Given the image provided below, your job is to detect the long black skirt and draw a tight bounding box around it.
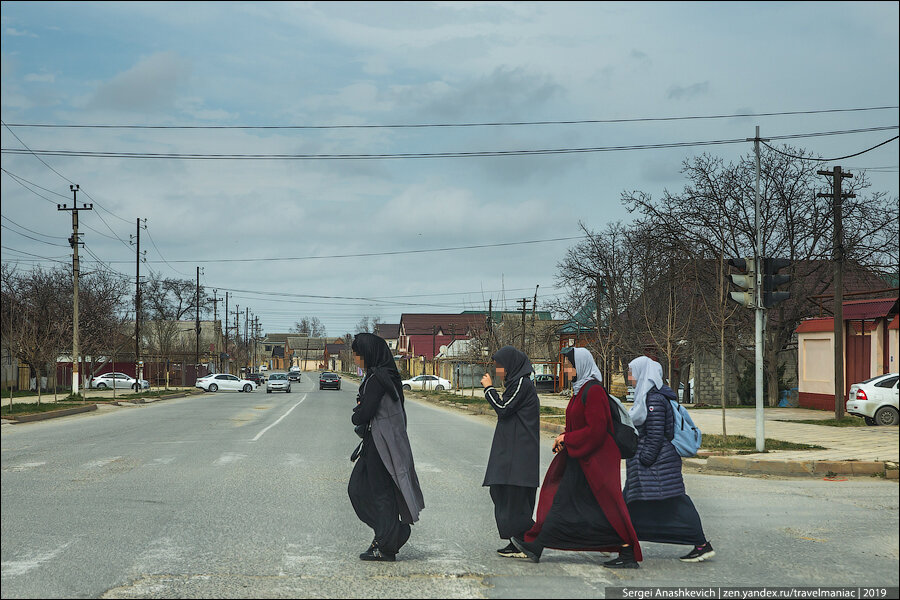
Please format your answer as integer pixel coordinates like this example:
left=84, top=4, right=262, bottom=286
left=348, top=438, right=411, bottom=555
left=627, top=494, right=706, bottom=546
left=536, top=459, right=623, bottom=550
left=489, top=484, right=536, bottom=540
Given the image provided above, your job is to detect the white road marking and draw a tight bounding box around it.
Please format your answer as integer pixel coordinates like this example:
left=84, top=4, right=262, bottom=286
left=4, top=461, right=46, bottom=472
left=1, top=540, right=72, bottom=577
left=83, top=456, right=122, bottom=469
left=214, top=452, right=247, bottom=465
left=152, top=456, right=177, bottom=465
left=250, top=394, right=307, bottom=442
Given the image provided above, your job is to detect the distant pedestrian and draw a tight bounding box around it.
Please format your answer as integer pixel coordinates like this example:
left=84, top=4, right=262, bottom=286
left=348, top=333, right=425, bottom=562
left=480, top=346, right=540, bottom=558
left=511, top=347, right=642, bottom=568
left=619, top=355, right=715, bottom=563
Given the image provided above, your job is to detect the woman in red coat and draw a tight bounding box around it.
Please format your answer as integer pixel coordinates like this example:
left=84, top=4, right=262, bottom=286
left=511, top=347, right=642, bottom=568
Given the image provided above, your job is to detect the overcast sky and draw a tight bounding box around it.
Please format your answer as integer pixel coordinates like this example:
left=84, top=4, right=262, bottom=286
left=2, top=1, right=898, bottom=336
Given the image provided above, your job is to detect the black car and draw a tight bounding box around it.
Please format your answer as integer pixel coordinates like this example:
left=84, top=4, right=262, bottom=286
left=319, top=372, right=341, bottom=390
left=534, top=374, right=558, bottom=392
left=246, top=372, right=266, bottom=386
left=287, top=371, right=302, bottom=382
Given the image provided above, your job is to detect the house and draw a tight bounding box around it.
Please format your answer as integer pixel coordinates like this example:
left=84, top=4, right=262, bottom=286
left=285, top=336, right=329, bottom=371
left=258, top=333, right=291, bottom=371
left=796, top=297, right=899, bottom=410
left=325, top=342, right=347, bottom=372
left=397, top=313, right=486, bottom=377
left=373, top=323, right=400, bottom=353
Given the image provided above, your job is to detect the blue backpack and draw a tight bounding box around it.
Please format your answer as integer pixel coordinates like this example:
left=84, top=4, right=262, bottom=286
left=667, top=398, right=702, bottom=457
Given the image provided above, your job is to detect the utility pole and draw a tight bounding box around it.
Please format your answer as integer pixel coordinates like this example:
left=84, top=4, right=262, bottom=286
left=223, top=292, right=229, bottom=373
left=517, top=298, right=531, bottom=349
left=232, top=305, right=240, bottom=375
left=432, top=325, right=437, bottom=381
left=245, top=307, right=250, bottom=372
left=253, top=316, right=260, bottom=372
left=532, top=284, right=539, bottom=357
left=207, top=289, right=223, bottom=372
left=748, top=125, right=769, bottom=453
left=195, top=267, right=201, bottom=384
left=818, top=166, right=855, bottom=419
left=131, top=218, right=146, bottom=382
left=57, top=186, right=92, bottom=395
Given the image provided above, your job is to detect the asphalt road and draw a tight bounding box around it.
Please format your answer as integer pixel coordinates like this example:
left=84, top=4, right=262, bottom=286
left=2, top=374, right=898, bottom=598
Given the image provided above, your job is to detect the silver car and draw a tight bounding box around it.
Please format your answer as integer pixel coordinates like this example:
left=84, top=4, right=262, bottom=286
left=266, top=372, right=291, bottom=394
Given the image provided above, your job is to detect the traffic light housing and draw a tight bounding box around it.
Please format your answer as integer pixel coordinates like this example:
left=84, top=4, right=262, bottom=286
left=727, top=257, right=756, bottom=308
left=762, top=257, right=791, bottom=308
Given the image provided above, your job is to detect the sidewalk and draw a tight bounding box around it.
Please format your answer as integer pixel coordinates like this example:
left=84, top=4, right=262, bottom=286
left=2, top=386, right=196, bottom=405
left=448, top=389, right=899, bottom=478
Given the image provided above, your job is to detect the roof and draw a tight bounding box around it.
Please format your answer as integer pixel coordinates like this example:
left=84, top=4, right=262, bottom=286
left=262, top=333, right=292, bottom=344
left=406, top=333, right=464, bottom=360
left=841, top=298, right=898, bottom=321
left=890, top=315, right=899, bottom=330
left=399, top=313, right=485, bottom=337
left=373, top=323, right=400, bottom=339
left=285, top=336, right=328, bottom=350
left=325, top=343, right=346, bottom=353
left=795, top=318, right=835, bottom=334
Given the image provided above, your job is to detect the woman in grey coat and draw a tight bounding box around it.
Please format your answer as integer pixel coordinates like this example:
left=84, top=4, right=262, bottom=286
left=348, top=333, right=425, bottom=562
left=618, top=356, right=714, bottom=564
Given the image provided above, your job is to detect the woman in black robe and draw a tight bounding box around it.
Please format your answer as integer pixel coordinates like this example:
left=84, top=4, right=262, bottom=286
left=348, top=333, right=425, bottom=562
left=480, top=346, right=540, bottom=557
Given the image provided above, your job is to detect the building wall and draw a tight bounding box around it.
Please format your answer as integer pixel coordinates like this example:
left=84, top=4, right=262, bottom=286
left=692, top=349, right=743, bottom=406
left=891, top=328, right=899, bottom=373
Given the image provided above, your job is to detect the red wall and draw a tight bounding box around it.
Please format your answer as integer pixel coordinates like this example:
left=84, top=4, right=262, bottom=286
left=799, top=392, right=837, bottom=411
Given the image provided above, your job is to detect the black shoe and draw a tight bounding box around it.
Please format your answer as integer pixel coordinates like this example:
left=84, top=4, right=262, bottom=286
left=359, top=543, right=396, bottom=562
left=603, top=546, right=640, bottom=569
left=497, top=542, right=526, bottom=558
left=680, top=541, right=715, bottom=562
left=510, top=536, right=542, bottom=563
left=365, top=538, right=376, bottom=554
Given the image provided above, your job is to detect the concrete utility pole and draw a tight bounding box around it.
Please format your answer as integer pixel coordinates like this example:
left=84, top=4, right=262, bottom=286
left=207, top=289, right=223, bottom=372
left=232, top=305, right=240, bottom=374
left=131, top=218, right=146, bottom=382
left=245, top=307, right=250, bottom=371
left=57, top=186, right=92, bottom=395
left=750, top=125, right=769, bottom=453
left=517, top=298, right=531, bottom=349
left=195, top=267, right=201, bottom=384
left=818, top=166, right=855, bottom=419
left=224, top=292, right=229, bottom=373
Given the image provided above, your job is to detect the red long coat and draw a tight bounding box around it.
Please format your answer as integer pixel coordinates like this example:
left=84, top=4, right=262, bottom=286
left=524, top=383, right=643, bottom=560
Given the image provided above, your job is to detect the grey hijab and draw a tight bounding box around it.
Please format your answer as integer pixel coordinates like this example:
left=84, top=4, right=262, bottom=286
left=570, top=347, right=604, bottom=395
left=629, top=355, right=664, bottom=427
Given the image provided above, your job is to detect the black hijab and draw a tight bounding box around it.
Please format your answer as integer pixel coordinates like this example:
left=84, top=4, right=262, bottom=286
left=352, top=333, right=403, bottom=403
left=491, top=346, right=533, bottom=400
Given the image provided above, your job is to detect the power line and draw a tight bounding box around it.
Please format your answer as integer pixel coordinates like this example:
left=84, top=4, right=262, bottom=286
left=0, top=223, right=69, bottom=247
left=3, top=105, right=896, bottom=130
left=3, top=125, right=895, bottom=160
left=0, top=214, right=68, bottom=239
left=0, top=245, right=69, bottom=263
left=144, top=225, right=193, bottom=277
left=761, top=135, right=899, bottom=162
left=75, top=235, right=587, bottom=264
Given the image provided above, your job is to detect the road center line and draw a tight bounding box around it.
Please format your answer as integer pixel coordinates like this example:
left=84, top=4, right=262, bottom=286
left=250, top=394, right=307, bottom=442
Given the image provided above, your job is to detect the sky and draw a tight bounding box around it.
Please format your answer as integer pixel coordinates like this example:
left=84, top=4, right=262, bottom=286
left=2, top=1, right=898, bottom=337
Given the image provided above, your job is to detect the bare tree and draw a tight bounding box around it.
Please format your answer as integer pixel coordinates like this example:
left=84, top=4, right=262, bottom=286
left=291, top=316, right=327, bottom=337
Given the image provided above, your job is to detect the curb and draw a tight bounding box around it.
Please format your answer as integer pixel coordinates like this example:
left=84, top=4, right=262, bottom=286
left=413, top=394, right=566, bottom=435
left=704, top=455, right=897, bottom=478
left=6, top=404, right=98, bottom=423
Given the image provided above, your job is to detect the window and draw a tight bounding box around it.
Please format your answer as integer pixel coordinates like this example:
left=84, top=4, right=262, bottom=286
left=875, top=376, right=899, bottom=388
left=216, top=375, right=229, bottom=380
left=227, top=375, right=239, bottom=381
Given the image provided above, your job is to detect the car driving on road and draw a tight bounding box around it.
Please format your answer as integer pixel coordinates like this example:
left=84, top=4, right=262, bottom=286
left=287, top=371, right=302, bottom=383
left=196, top=373, right=256, bottom=393
left=846, top=373, right=899, bottom=426
left=319, top=372, right=341, bottom=390
left=266, top=372, right=291, bottom=393
left=401, top=374, right=450, bottom=391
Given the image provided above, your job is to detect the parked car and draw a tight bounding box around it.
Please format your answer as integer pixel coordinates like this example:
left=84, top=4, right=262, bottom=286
left=846, top=373, right=899, bottom=426
left=534, top=374, right=558, bottom=392
left=197, top=373, right=256, bottom=393
left=319, top=372, right=341, bottom=390
left=245, top=372, right=266, bottom=386
left=287, top=371, right=302, bottom=383
left=401, top=375, right=451, bottom=391
left=266, top=372, right=291, bottom=394
left=90, top=372, right=149, bottom=391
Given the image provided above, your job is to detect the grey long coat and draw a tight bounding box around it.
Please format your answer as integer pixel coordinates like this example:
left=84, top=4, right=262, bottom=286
left=370, top=390, right=425, bottom=524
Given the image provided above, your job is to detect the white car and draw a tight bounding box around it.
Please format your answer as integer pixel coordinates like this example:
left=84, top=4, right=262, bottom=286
left=846, top=373, right=899, bottom=426
left=196, top=373, right=256, bottom=393
left=401, top=375, right=451, bottom=391
left=90, top=372, right=150, bottom=391
left=266, top=372, right=291, bottom=394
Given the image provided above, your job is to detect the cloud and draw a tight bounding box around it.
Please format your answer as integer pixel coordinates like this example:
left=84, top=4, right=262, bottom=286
left=87, top=52, right=191, bottom=112
left=666, top=81, right=710, bottom=100
left=5, top=28, right=37, bottom=37
left=24, top=72, right=55, bottom=83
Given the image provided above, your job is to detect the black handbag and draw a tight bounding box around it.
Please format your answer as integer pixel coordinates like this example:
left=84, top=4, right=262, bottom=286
left=350, top=439, right=364, bottom=462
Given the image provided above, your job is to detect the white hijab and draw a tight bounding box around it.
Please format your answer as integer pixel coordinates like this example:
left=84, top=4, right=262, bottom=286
left=571, top=347, right=604, bottom=395
left=628, top=355, right=664, bottom=427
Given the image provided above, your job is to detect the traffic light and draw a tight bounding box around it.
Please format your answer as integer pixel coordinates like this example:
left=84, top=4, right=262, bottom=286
left=727, top=257, right=756, bottom=308
left=762, top=257, right=791, bottom=308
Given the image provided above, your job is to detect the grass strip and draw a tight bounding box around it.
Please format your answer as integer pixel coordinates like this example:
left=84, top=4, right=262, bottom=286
left=774, top=417, right=868, bottom=427
left=702, top=434, right=824, bottom=451
left=1, top=402, right=93, bottom=417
